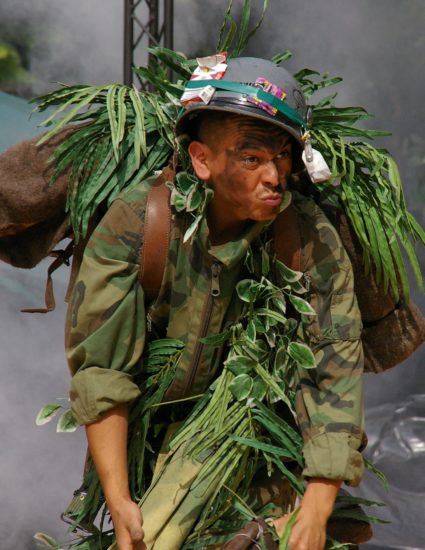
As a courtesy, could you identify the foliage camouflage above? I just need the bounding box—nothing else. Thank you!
[32,0,413,548]
[32,11,425,301]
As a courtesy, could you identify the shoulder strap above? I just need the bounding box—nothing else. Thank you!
[139,168,173,302]
[140,192,302,303]
[273,204,302,272]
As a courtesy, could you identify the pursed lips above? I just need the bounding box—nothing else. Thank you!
[260,193,282,203]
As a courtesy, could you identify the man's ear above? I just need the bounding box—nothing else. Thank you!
[188,141,212,181]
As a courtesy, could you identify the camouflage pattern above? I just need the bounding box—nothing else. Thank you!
[66,179,364,484]
[292,192,364,484]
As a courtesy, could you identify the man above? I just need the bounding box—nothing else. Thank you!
[66,57,364,550]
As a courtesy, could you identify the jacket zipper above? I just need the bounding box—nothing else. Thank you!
[183,261,222,396]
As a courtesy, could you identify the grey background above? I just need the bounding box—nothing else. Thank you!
[1,1,424,548]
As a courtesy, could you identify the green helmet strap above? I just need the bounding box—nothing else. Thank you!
[185,79,306,130]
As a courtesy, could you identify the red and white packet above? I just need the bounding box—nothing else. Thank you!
[180,53,228,107]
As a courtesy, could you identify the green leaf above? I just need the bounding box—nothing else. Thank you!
[231,435,296,459]
[56,409,78,433]
[253,408,303,460]
[331,508,389,524]
[200,329,231,346]
[255,307,287,325]
[288,342,316,369]
[335,494,386,508]
[269,454,304,494]
[35,403,62,426]
[236,279,265,302]
[261,246,270,276]
[129,87,147,164]
[147,338,184,352]
[229,374,253,401]
[246,319,256,342]
[187,186,203,212]
[275,260,303,283]
[279,508,300,550]
[364,458,389,492]
[225,355,257,375]
[37,87,102,145]
[183,214,202,242]
[33,532,60,549]
[234,0,252,55]
[272,50,292,63]
[252,376,267,400]
[288,295,316,316]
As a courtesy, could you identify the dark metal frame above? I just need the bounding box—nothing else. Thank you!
[123,0,174,88]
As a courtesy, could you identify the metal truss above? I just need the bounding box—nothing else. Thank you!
[123,0,174,89]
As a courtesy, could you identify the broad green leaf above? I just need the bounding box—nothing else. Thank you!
[288,295,316,316]
[229,374,253,401]
[56,409,78,433]
[252,376,267,400]
[246,319,256,342]
[35,403,62,426]
[254,364,292,407]
[225,355,257,375]
[275,260,303,283]
[236,279,261,302]
[200,329,231,347]
[288,342,316,369]
[147,338,184,351]
[255,307,287,325]
[187,186,203,212]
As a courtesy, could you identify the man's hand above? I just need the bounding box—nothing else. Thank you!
[85,405,146,549]
[273,506,327,550]
[272,478,341,550]
[109,498,146,550]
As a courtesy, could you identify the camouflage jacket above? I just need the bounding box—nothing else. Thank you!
[66,177,364,485]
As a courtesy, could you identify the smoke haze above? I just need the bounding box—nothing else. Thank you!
[1,1,424,548]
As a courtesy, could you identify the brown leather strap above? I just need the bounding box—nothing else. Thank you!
[273,204,302,271]
[139,169,174,302]
[223,519,277,549]
[21,239,74,313]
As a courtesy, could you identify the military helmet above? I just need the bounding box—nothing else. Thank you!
[175,56,309,147]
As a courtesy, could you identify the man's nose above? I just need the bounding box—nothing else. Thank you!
[262,160,280,187]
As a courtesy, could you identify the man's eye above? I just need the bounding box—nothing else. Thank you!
[276,150,290,160]
[242,156,260,166]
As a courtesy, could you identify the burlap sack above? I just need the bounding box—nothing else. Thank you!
[0,128,73,268]
[322,206,425,373]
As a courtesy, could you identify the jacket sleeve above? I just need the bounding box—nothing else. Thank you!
[295,198,364,486]
[65,196,147,425]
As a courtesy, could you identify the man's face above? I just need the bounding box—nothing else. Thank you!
[189,115,293,223]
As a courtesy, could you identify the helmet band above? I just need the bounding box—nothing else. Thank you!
[185,79,306,129]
